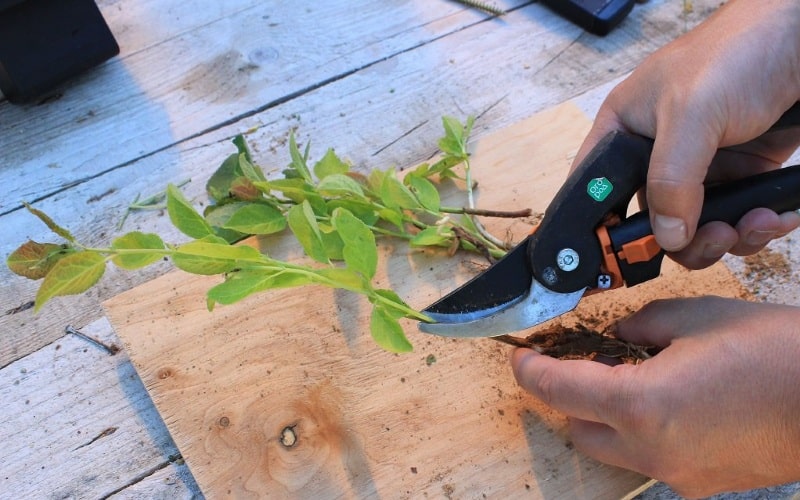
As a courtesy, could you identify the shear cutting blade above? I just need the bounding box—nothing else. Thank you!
[418,237,585,337]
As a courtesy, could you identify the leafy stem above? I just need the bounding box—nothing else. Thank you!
[8,116,529,353]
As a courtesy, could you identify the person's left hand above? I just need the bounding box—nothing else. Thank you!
[511,296,800,498]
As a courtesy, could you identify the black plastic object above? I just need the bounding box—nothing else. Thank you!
[0,0,119,103]
[608,164,800,286]
[529,101,800,294]
[540,0,636,36]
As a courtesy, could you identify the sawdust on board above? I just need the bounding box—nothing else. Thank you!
[743,247,792,282]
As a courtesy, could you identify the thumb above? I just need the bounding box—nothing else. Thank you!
[646,111,722,251]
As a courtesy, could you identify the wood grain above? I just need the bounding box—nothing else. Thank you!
[104,103,748,498]
[0,0,714,368]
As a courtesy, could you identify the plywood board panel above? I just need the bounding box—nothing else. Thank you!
[105,103,747,498]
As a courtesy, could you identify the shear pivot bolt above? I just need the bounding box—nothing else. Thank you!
[557,248,579,272]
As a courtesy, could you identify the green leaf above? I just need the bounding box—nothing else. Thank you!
[206,153,243,203]
[316,267,368,293]
[222,203,287,235]
[317,174,365,198]
[166,184,215,239]
[438,115,474,159]
[367,169,387,193]
[371,288,410,315]
[207,268,315,305]
[370,305,413,353]
[35,252,106,311]
[428,156,464,179]
[406,175,440,212]
[313,148,349,179]
[326,199,379,226]
[319,224,345,260]
[204,203,248,243]
[23,202,75,242]
[110,232,165,270]
[238,153,266,183]
[410,226,454,247]
[332,208,377,280]
[288,131,313,183]
[232,134,252,162]
[377,207,405,230]
[287,200,329,264]
[256,178,328,214]
[7,240,71,279]
[380,173,421,210]
[171,236,261,275]
[174,239,263,262]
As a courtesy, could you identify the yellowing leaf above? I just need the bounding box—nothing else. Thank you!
[111,232,165,270]
[35,252,106,311]
[23,202,75,242]
[7,240,70,280]
[172,236,261,275]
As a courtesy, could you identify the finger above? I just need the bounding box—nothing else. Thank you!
[728,207,781,256]
[647,102,722,252]
[615,296,741,346]
[776,210,800,238]
[567,418,635,471]
[511,348,634,425]
[569,108,626,174]
[667,220,737,270]
[728,208,800,255]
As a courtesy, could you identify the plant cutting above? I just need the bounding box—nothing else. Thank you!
[7,117,532,353]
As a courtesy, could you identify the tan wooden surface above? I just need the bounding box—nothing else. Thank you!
[105,103,746,498]
[3,1,800,498]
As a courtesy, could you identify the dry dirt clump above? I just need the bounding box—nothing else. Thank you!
[494,323,656,364]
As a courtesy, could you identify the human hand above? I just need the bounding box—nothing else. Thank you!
[573,0,800,268]
[511,296,800,498]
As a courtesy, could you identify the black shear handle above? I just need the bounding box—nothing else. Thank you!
[529,101,800,294]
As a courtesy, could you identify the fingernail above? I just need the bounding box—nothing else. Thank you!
[653,214,688,251]
[744,230,774,247]
[702,243,727,260]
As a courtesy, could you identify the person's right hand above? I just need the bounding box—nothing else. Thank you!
[572,0,800,269]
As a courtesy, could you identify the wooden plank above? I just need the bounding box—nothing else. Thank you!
[0,318,200,498]
[0,0,527,214]
[0,1,720,367]
[104,103,749,498]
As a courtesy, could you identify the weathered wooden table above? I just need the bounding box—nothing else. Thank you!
[2,1,799,498]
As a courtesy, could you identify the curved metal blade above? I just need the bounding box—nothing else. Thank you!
[418,279,585,337]
[421,236,534,317]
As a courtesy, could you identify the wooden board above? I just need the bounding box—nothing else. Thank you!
[104,103,748,498]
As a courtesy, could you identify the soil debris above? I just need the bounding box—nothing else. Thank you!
[493,323,656,363]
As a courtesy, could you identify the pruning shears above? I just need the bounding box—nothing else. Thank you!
[418,103,800,337]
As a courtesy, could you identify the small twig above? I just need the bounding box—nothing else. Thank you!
[117,179,191,230]
[491,334,539,349]
[65,325,119,355]
[441,206,532,218]
[73,427,118,451]
[473,217,507,251]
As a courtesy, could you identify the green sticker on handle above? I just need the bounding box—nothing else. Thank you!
[587,177,613,202]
